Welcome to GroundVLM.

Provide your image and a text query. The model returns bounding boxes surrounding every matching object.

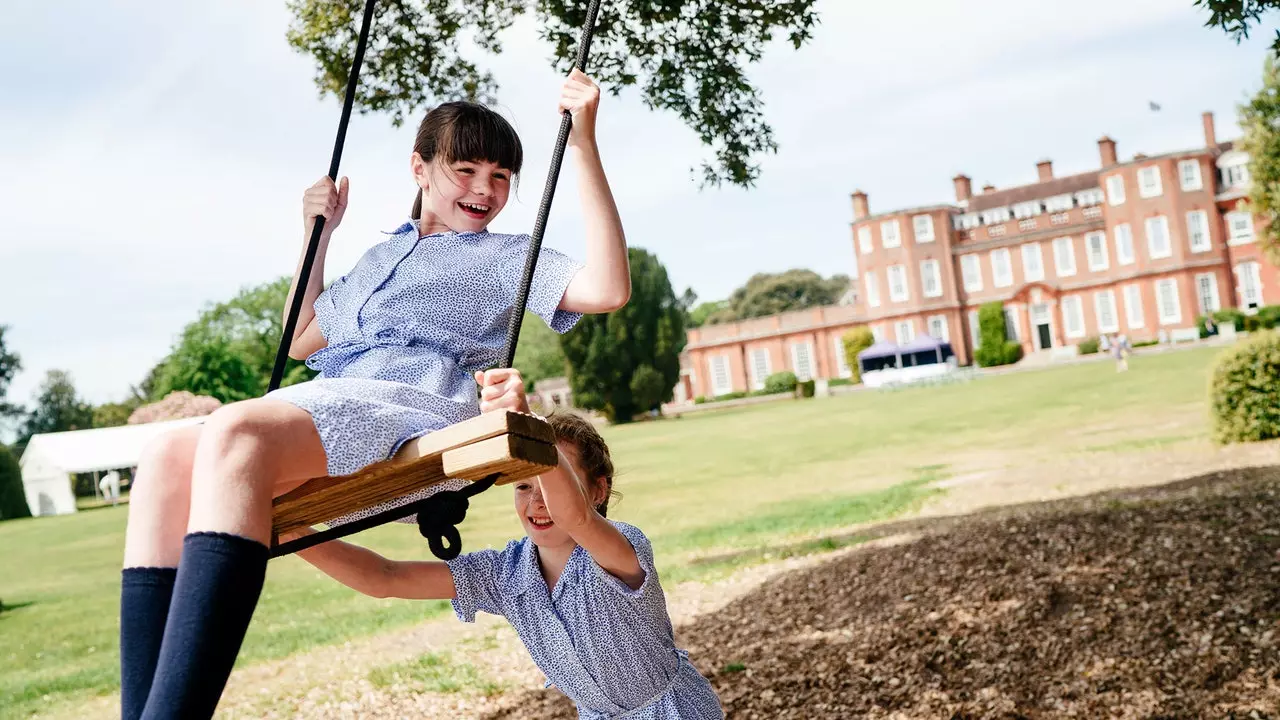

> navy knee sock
[139,532,269,720]
[120,567,177,720]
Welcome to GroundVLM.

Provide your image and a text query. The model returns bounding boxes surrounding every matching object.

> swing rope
[266,0,604,561]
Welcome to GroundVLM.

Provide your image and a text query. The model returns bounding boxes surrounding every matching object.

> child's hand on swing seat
[476,368,531,415]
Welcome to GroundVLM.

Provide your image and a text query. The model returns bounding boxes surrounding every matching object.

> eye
[493,171,509,181]
[515,483,530,491]
[456,166,475,175]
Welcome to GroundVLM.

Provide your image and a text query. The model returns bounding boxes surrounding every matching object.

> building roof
[19,417,206,474]
[854,203,957,226]
[965,171,1101,213]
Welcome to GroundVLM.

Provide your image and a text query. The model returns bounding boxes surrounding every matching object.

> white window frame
[1085,231,1109,272]
[894,319,915,345]
[1003,307,1020,341]
[864,271,880,308]
[920,259,942,298]
[1021,243,1044,282]
[1138,166,1163,198]
[1179,159,1203,191]
[857,226,873,255]
[1094,290,1119,333]
[1105,174,1126,206]
[1123,284,1145,329]
[1053,237,1077,277]
[749,348,772,390]
[1237,261,1263,309]
[1156,278,1182,325]
[961,254,983,292]
[1076,188,1105,207]
[912,214,935,243]
[1115,224,1135,265]
[991,248,1013,288]
[791,341,814,381]
[968,309,981,350]
[887,264,909,302]
[1145,216,1172,259]
[1195,273,1221,316]
[927,314,950,342]
[1223,163,1250,188]
[871,324,886,343]
[1227,211,1255,245]
[1013,200,1042,219]
[881,220,901,249]
[1045,194,1074,213]
[709,355,732,396]
[1062,295,1085,338]
[1186,210,1211,253]
[832,336,851,379]
[981,207,1012,225]
[956,213,980,230]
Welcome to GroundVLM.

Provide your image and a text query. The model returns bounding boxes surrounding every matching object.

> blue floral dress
[266,220,582,524]
[448,522,725,719]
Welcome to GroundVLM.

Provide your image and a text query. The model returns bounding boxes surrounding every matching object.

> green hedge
[797,379,816,398]
[1078,337,1100,355]
[1210,330,1280,444]
[0,445,30,521]
[1213,308,1246,332]
[763,371,798,394]
[973,302,1023,367]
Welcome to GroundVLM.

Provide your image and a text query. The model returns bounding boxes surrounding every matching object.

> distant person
[100,470,121,504]
[1114,333,1130,373]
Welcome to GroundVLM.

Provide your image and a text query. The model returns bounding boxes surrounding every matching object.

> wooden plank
[394,411,553,461]
[442,434,560,484]
[272,452,448,535]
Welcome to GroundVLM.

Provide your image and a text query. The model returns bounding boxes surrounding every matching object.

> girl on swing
[119,69,628,720]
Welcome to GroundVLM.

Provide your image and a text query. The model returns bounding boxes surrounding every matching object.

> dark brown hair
[547,412,618,517]
[410,101,523,219]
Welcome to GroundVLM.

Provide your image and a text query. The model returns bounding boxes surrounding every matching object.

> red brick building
[680,112,1277,400]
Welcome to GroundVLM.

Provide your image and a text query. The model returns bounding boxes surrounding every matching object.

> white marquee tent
[19,417,206,516]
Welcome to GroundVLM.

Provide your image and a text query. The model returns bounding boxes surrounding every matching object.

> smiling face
[513,441,607,549]
[413,157,512,233]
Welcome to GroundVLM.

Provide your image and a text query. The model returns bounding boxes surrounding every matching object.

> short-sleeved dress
[266,220,582,524]
[447,522,724,719]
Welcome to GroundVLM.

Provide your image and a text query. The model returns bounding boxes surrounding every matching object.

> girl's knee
[131,428,199,510]
[197,401,286,473]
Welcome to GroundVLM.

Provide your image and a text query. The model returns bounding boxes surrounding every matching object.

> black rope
[415,474,499,560]
[500,0,604,368]
[268,0,379,394]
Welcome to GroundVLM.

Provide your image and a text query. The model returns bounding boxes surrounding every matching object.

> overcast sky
[1,0,1275,415]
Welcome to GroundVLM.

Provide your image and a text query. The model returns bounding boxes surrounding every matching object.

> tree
[0,444,29,521]
[285,0,820,188]
[686,300,730,328]
[513,311,569,392]
[151,277,316,403]
[724,270,850,322]
[1241,54,1280,266]
[841,326,874,383]
[1196,0,1280,52]
[92,402,135,429]
[0,325,22,422]
[560,247,685,422]
[973,302,1023,368]
[17,370,95,447]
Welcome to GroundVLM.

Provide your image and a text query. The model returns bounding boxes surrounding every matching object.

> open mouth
[458,201,490,220]
[529,516,554,530]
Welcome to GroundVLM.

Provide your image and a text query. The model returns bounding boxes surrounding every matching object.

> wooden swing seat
[271,410,558,540]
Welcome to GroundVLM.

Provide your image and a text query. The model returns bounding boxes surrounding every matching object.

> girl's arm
[286,528,456,600]
[555,70,631,315]
[286,176,349,360]
[537,453,645,590]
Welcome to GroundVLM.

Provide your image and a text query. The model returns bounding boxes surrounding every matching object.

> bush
[1258,305,1280,330]
[973,302,1023,367]
[1134,339,1159,348]
[1245,315,1262,333]
[828,377,854,387]
[763,371,798,394]
[0,445,30,521]
[797,379,816,398]
[693,396,707,404]
[1210,330,1280,444]
[1078,337,1100,355]
[841,327,874,383]
[1213,308,1246,332]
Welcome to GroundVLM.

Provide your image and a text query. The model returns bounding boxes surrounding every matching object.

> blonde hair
[547,412,618,516]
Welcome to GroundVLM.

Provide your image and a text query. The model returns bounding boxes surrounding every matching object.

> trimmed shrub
[841,327,874,383]
[973,301,1023,367]
[0,445,30,521]
[1258,305,1280,330]
[1210,330,1280,444]
[797,379,816,398]
[827,377,854,387]
[1213,308,1246,332]
[1078,337,1100,355]
[1134,339,1159,348]
[1245,314,1263,333]
[763,371,798,394]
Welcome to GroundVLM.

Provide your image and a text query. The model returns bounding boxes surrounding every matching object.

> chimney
[1202,111,1217,148]
[982,184,996,194]
[953,174,972,203]
[1098,136,1118,167]
[851,190,869,221]
[1036,159,1054,182]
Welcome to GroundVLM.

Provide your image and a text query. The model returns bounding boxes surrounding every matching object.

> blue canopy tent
[856,341,903,375]
[897,335,955,367]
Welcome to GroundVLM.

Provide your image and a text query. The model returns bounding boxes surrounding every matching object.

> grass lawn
[0,346,1224,718]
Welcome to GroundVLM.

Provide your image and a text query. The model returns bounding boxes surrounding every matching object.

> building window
[1179,159,1203,191]
[968,309,981,350]
[1195,273,1221,316]
[1145,216,1171,259]
[1137,166,1163,198]
[887,265,909,302]
[981,207,1012,225]
[1115,224,1135,265]
[1156,278,1182,325]
[1045,194,1074,212]
[956,213,980,230]
[1086,231,1109,272]
[1062,295,1085,338]
[1237,261,1263,310]
[913,215,935,243]
[894,319,915,345]
[991,249,1013,288]
[864,271,880,308]
[1186,210,1211,253]
[709,355,732,396]
[1076,188,1105,207]
[749,348,771,390]
[1013,200,1042,219]
[1227,211,1255,244]
[961,254,983,292]
[1094,290,1119,333]
[1053,237,1077,277]
[871,324,886,343]
[920,259,942,298]
[832,336,851,378]
[1123,284,1145,329]
[928,314,950,342]
[1105,175,1126,206]
[1223,163,1250,188]
[791,342,814,381]
[1003,307,1020,341]
[858,226,873,255]
[881,220,901,248]
[1021,243,1044,282]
